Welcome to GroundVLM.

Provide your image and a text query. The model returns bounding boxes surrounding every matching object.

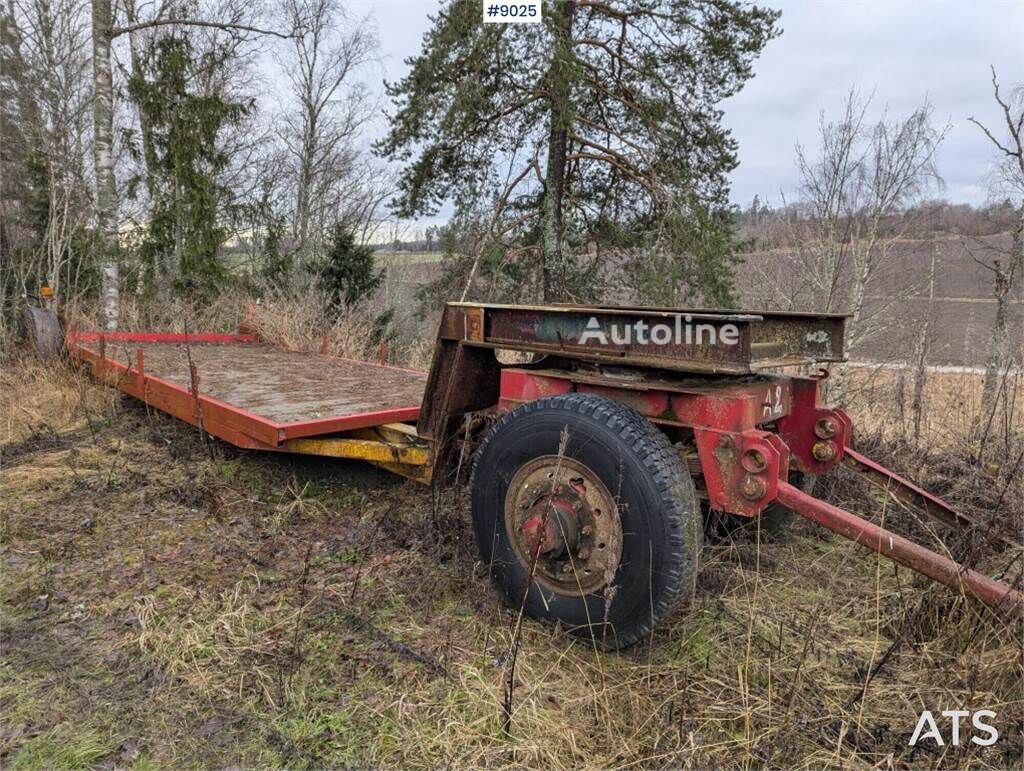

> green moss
[339,546,364,565]
[670,609,721,667]
[0,675,40,728]
[128,755,162,771]
[674,624,716,666]
[269,679,396,768]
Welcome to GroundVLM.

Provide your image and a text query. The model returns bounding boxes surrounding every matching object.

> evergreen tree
[316,224,383,311]
[377,0,780,305]
[128,32,253,295]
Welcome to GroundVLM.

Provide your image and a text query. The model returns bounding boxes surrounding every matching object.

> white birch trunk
[91,0,118,329]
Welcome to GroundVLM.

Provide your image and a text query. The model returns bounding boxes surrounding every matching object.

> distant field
[737,233,1024,368]
[368,238,1022,369]
[374,250,445,266]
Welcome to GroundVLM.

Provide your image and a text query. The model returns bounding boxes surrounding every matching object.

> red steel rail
[778,482,1024,614]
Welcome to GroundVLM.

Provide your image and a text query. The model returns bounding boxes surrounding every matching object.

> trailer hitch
[841,447,1016,547]
[777,481,1023,615]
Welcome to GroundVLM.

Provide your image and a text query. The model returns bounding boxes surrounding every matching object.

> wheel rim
[504,455,623,595]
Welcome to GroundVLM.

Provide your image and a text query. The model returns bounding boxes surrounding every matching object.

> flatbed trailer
[47,302,1022,648]
[66,330,431,474]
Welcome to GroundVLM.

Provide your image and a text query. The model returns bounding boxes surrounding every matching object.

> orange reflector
[40,284,53,297]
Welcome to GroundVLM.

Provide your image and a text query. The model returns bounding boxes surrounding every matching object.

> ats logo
[909,710,999,747]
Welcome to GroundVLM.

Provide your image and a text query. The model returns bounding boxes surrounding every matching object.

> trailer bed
[68,331,426,449]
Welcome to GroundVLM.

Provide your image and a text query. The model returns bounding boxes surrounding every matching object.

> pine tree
[316,224,383,312]
[127,32,252,295]
[377,0,780,305]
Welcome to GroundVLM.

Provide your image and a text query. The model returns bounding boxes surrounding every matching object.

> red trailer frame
[67,328,425,448]
[61,303,1023,622]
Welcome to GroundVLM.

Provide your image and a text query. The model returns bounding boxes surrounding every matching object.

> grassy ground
[1,359,1021,769]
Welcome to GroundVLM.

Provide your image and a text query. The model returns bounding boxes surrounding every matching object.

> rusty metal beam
[777,482,1024,615]
[835,444,1019,548]
[440,302,846,374]
[841,447,1016,546]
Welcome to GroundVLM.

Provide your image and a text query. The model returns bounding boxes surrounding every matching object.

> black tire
[470,393,702,649]
[706,471,816,541]
[19,307,63,358]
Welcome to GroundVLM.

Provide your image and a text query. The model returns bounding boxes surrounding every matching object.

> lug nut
[740,474,767,501]
[812,440,837,462]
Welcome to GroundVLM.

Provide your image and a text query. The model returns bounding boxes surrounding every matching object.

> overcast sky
[345,0,1023,216]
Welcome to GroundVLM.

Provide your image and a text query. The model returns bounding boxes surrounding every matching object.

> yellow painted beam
[371,422,419,439]
[369,459,433,485]
[285,437,430,466]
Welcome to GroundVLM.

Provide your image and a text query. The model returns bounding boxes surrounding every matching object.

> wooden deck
[114,341,425,425]
[71,334,426,445]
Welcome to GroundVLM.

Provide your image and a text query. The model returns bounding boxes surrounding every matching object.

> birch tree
[1,0,93,297]
[787,89,946,350]
[88,0,293,327]
[278,0,377,256]
[91,0,118,327]
[968,67,1024,418]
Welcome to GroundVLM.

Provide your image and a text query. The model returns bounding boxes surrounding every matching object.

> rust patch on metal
[464,306,484,342]
[504,456,622,596]
[441,302,848,374]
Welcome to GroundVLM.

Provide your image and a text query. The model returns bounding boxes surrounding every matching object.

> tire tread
[471,392,701,648]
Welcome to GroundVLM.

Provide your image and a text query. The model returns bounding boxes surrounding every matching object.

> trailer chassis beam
[777,482,1023,615]
[285,424,433,483]
[841,447,1011,543]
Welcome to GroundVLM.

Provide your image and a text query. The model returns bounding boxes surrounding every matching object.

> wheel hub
[521,498,579,556]
[504,456,623,595]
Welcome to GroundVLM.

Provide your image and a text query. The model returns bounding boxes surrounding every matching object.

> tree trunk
[980,203,1021,427]
[911,248,936,441]
[296,143,312,250]
[91,0,118,329]
[540,0,573,302]
[125,2,157,201]
[846,218,880,353]
[981,261,1010,416]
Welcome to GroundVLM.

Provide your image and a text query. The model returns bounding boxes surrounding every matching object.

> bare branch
[968,116,1017,159]
[110,18,295,40]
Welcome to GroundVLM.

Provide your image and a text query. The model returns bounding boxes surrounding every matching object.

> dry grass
[56,288,435,372]
[0,355,118,445]
[835,364,1024,447]
[122,517,1023,768]
[1,315,1021,768]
